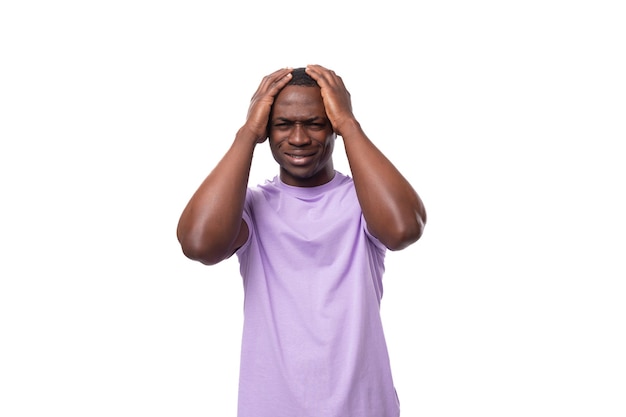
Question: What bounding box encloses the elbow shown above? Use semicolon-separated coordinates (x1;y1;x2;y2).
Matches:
177;217;245;266
383;212;427;251
180;243;222;266
177;232;228;266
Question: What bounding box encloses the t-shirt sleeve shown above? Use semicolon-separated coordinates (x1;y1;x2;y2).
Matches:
361;213;387;253
236;189;254;255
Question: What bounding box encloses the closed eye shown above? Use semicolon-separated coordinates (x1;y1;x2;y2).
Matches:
271;118;329;131
272;122;292;130
308;122;327;131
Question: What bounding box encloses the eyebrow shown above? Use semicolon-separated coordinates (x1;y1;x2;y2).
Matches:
272;117;327;124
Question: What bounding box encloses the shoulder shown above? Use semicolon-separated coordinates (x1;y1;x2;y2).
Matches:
246;176;280;200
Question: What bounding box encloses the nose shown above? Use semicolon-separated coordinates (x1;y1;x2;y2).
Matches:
288;124;312;146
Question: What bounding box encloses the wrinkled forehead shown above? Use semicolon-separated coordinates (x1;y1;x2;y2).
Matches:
272;85;326;120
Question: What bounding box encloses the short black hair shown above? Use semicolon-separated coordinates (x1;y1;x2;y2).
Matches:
287;67;318;87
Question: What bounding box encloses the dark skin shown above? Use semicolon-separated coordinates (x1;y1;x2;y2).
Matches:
177;65;426;265
269;82;336;187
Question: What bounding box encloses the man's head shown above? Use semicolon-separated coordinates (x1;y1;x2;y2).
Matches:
268;67;336;187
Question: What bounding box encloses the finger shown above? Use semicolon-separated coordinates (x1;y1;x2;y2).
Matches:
255;68;293;95
268;69;293;92
305;65;342;89
245;68;293;137
306;64;330;74
304;64;325;83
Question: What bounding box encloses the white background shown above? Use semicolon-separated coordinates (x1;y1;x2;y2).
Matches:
1;1;624;416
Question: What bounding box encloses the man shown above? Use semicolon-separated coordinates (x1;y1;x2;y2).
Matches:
177;65;426;417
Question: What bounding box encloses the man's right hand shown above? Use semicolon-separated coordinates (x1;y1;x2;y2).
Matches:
244;67;293;143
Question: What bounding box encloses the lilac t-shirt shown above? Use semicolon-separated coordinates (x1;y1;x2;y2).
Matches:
236;171;400;417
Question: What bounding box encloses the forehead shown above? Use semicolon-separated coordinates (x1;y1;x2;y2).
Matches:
272;85;326;120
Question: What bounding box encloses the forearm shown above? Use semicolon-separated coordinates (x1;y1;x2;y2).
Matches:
341;120;426;250
177;128;257;263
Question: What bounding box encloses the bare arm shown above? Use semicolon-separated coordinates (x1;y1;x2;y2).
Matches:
306;65;426;251
176;68;294;264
